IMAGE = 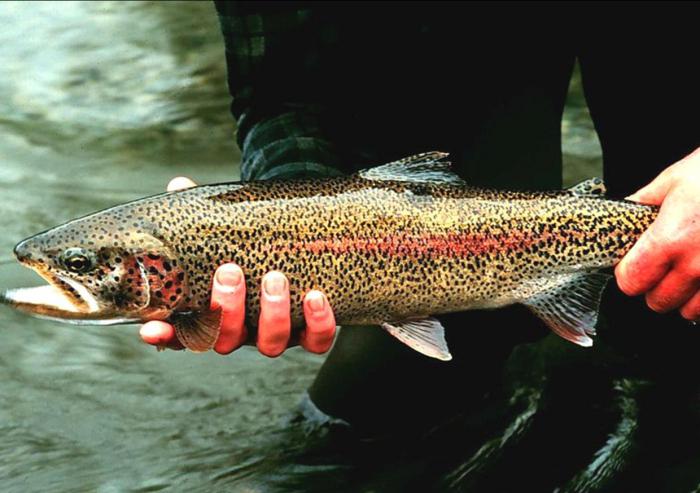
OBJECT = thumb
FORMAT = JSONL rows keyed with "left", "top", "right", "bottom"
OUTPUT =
{"left": 167, "top": 176, "right": 197, "bottom": 192}
{"left": 626, "top": 168, "right": 675, "bottom": 205}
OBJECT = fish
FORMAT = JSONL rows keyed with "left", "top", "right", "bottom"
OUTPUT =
{"left": 1, "top": 152, "right": 657, "bottom": 360}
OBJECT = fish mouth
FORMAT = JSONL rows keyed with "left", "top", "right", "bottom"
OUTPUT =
{"left": 1, "top": 261, "right": 136, "bottom": 325}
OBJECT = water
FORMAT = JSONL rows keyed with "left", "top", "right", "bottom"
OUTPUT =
{"left": 0, "top": 2, "right": 325, "bottom": 491}
{"left": 0, "top": 2, "right": 608, "bottom": 492}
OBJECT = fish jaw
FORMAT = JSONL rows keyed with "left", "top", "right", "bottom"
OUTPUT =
{"left": 1, "top": 285, "right": 83, "bottom": 316}
{"left": 0, "top": 260, "right": 140, "bottom": 324}
{"left": 0, "top": 286, "right": 136, "bottom": 324}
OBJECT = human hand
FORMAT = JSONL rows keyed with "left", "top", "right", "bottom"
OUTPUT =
{"left": 615, "top": 148, "right": 700, "bottom": 320}
{"left": 139, "top": 177, "right": 337, "bottom": 356}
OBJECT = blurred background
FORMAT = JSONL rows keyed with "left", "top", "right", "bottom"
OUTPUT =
{"left": 0, "top": 1, "right": 601, "bottom": 491}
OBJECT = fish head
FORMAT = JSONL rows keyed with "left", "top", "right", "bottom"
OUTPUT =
{"left": 5, "top": 211, "right": 187, "bottom": 324}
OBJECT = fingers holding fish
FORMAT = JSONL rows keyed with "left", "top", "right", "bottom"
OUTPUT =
{"left": 257, "top": 271, "right": 292, "bottom": 357}
{"left": 137, "top": 265, "right": 332, "bottom": 356}
{"left": 166, "top": 177, "right": 247, "bottom": 353}
{"left": 300, "top": 290, "right": 336, "bottom": 354}
{"left": 615, "top": 228, "right": 672, "bottom": 297}
{"left": 164, "top": 176, "right": 332, "bottom": 355}
{"left": 139, "top": 321, "right": 184, "bottom": 350}
{"left": 644, "top": 269, "right": 699, "bottom": 313}
{"left": 619, "top": 147, "right": 700, "bottom": 315}
{"left": 210, "top": 263, "right": 247, "bottom": 354}
{"left": 680, "top": 290, "right": 700, "bottom": 322}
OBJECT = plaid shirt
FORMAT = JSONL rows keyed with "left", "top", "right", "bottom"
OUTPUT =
{"left": 213, "top": 3, "right": 576, "bottom": 191}
{"left": 215, "top": 2, "right": 345, "bottom": 181}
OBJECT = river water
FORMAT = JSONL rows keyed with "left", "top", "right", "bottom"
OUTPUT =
{"left": 0, "top": 2, "right": 603, "bottom": 492}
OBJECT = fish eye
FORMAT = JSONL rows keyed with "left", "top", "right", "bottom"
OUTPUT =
{"left": 60, "top": 248, "right": 95, "bottom": 274}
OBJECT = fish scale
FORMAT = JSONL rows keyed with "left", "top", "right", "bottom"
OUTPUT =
{"left": 2, "top": 152, "right": 657, "bottom": 360}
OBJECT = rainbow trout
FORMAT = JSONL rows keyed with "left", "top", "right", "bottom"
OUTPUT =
{"left": 1, "top": 152, "right": 657, "bottom": 360}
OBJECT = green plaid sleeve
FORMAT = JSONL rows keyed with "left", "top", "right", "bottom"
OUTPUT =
{"left": 214, "top": 2, "right": 343, "bottom": 181}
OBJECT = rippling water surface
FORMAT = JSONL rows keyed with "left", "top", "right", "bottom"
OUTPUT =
{"left": 0, "top": 2, "right": 601, "bottom": 492}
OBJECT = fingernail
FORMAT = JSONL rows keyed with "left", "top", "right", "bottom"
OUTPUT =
{"left": 216, "top": 266, "right": 242, "bottom": 289}
{"left": 264, "top": 274, "right": 287, "bottom": 296}
{"left": 307, "top": 291, "right": 325, "bottom": 312}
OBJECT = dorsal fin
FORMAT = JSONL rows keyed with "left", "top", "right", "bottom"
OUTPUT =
{"left": 359, "top": 151, "right": 465, "bottom": 185}
{"left": 568, "top": 177, "right": 606, "bottom": 197}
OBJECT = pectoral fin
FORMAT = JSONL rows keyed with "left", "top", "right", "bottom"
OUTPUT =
{"left": 523, "top": 271, "right": 611, "bottom": 347}
{"left": 382, "top": 317, "right": 452, "bottom": 361}
{"left": 169, "top": 308, "right": 222, "bottom": 352}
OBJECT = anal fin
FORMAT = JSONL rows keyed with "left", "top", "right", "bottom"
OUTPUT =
{"left": 523, "top": 271, "right": 611, "bottom": 347}
{"left": 382, "top": 317, "right": 452, "bottom": 361}
{"left": 170, "top": 308, "right": 222, "bottom": 352}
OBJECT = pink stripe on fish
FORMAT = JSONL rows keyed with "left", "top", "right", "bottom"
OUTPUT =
{"left": 294, "top": 230, "right": 561, "bottom": 257}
